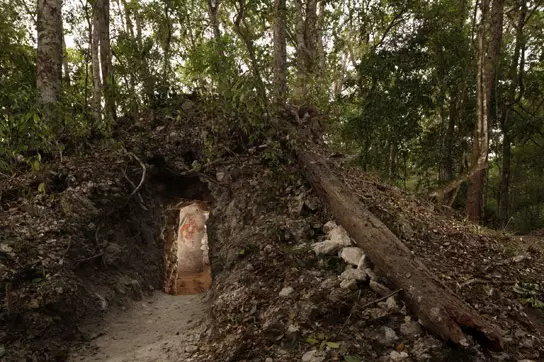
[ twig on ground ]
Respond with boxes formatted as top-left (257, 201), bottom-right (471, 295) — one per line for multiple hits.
top-left (358, 288), bottom-right (403, 309)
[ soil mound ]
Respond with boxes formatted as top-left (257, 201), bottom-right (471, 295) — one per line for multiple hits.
top-left (1, 101), bottom-right (543, 361)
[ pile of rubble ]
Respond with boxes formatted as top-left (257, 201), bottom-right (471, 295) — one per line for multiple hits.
top-left (313, 221), bottom-right (391, 296)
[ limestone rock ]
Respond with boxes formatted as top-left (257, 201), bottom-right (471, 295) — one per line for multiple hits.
top-left (323, 221), bottom-right (337, 233)
top-left (279, 286), bottom-right (294, 297)
top-left (389, 351), bottom-right (409, 361)
top-left (357, 254), bottom-right (371, 270)
top-left (312, 241), bottom-right (339, 256)
top-left (376, 326), bottom-right (398, 346)
top-left (339, 247), bottom-right (364, 266)
top-left (369, 280), bottom-right (392, 296)
top-left (340, 279), bottom-right (357, 290)
top-left (340, 266), bottom-right (367, 281)
top-left (328, 226), bottom-right (352, 247)
top-left (302, 349), bottom-right (326, 362)
top-left (379, 296), bottom-right (400, 313)
top-left (400, 320), bottom-right (423, 337)
top-left (320, 277), bottom-right (339, 290)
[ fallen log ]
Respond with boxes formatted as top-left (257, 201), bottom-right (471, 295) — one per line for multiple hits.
top-left (297, 148), bottom-right (503, 351)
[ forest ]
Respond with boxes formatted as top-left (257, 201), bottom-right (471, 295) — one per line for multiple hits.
top-left (1, 0), bottom-right (544, 361)
top-left (1, 0), bottom-right (542, 232)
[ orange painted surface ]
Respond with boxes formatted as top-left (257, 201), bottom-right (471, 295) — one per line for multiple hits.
top-left (174, 265), bottom-right (212, 295)
top-left (164, 203), bottom-right (211, 295)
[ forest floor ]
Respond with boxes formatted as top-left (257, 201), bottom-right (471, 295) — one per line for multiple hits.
top-left (69, 292), bottom-right (208, 362)
top-left (1, 98), bottom-right (544, 361)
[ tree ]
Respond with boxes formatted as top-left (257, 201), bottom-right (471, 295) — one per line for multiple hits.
top-left (272, 0), bottom-right (287, 105)
top-left (294, 0), bottom-right (318, 102)
top-left (91, 0), bottom-right (116, 121)
top-left (466, 0), bottom-right (504, 222)
top-left (36, 0), bottom-right (63, 123)
top-left (498, 0), bottom-right (527, 227)
top-left (232, 0), bottom-right (267, 104)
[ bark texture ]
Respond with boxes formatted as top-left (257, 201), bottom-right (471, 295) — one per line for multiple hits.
top-left (466, 0), bottom-right (504, 222)
top-left (91, 0), bottom-right (103, 118)
top-left (297, 148), bottom-right (503, 351)
top-left (272, 0), bottom-right (287, 104)
top-left (91, 0), bottom-right (116, 121)
top-left (498, 0), bottom-right (526, 227)
top-left (294, 0), bottom-right (318, 102)
top-left (37, 0), bottom-right (63, 122)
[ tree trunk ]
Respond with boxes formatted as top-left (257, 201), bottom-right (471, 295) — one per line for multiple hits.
top-left (294, 0), bottom-right (306, 101)
top-left (272, 0), bottom-right (287, 105)
top-left (498, 0), bottom-right (526, 227)
top-left (98, 0), bottom-right (116, 120)
top-left (294, 0), bottom-right (317, 102)
top-left (62, 33), bottom-right (70, 87)
top-left (91, 0), bottom-right (102, 119)
top-left (297, 148), bottom-right (503, 351)
top-left (466, 0), bottom-right (504, 222)
top-left (132, 1), bottom-right (154, 103)
top-left (161, 0), bottom-right (172, 97)
top-left (206, 0), bottom-right (227, 81)
top-left (36, 0), bottom-right (63, 124)
top-left (233, 0), bottom-right (267, 105)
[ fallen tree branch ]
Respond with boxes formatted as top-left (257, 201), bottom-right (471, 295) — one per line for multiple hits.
top-left (296, 148), bottom-right (503, 351)
top-left (429, 161), bottom-right (487, 202)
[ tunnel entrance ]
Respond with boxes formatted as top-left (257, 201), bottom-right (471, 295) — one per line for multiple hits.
top-left (148, 156), bottom-right (214, 295)
top-left (164, 202), bottom-right (212, 295)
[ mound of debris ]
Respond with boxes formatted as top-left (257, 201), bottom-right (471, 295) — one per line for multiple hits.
top-left (196, 140), bottom-right (544, 361)
top-left (1, 101), bottom-right (543, 361)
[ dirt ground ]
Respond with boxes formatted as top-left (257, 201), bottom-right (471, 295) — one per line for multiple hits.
top-left (69, 292), bottom-right (208, 362)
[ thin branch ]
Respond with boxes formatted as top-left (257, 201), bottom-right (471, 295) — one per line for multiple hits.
top-left (358, 288), bottom-right (403, 309)
top-left (126, 151), bottom-right (146, 201)
top-left (371, 8), bottom-right (407, 51)
top-left (524, 0), bottom-right (543, 26)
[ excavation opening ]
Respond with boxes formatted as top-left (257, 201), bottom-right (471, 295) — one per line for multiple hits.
top-left (164, 201), bottom-right (212, 295)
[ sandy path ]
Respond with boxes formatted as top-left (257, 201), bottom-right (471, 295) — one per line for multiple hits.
top-left (70, 292), bottom-right (208, 362)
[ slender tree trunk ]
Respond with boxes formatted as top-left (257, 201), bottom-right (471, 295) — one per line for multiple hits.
top-left (120, 0), bottom-right (138, 112)
top-left (131, 1), bottom-right (154, 103)
top-left (161, 0), bottom-right (173, 97)
top-left (206, 0), bottom-right (227, 81)
top-left (233, 0), bottom-right (266, 104)
top-left (36, 0), bottom-right (63, 124)
top-left (91, 0), bottom-right (102, 119)
top-left (272, 0), bottom-right (287, 105)
top-left (444, 88), bottom-right (458, 182)
top-left (98, 0), bottom-right (116, 120)
top-left (62, 34), bottom-right (70, 87)
top-left (294, 0), bottom-right (306, 101)
top-left (498, 0), bottom-right (526, 227)
top-left (466, 0), bottom-right (504, 222)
